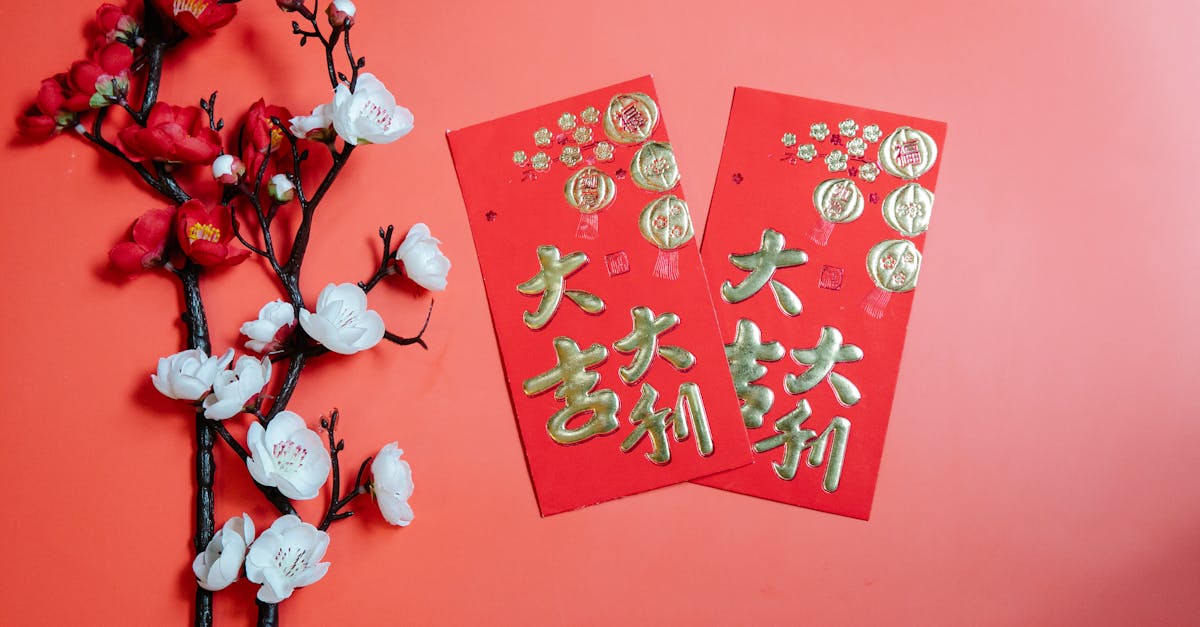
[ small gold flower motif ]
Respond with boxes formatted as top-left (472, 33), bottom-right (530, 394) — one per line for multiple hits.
top-left (810, 122), bottom-right (830, 141)
top-left (859, 162), bottom-right (879, 182)
top-left (513, 150), bottom-right (527, 166)
top-left (846, 137), bottom-right (867, 158)
top-left (839, 119), bottom-right (858, 137)
top-left (581, 106), bottom-right (600, 124)
top-left (572, 126), bottom-right (593, 144)
top-left (797, 143), bottom-right (817, 162)
top-left (863, 124), bottom-right (882, 143)
top-left (825, 150), bottom-right (847, 172)
top-left (559, 146), bottom-right (582, 167)
top-left (534, 127), bottom-right (552, 147)
top-left (594, 141), bottom-right (614, 162)
top-left (558, 112), bottom-right (577, 131)
top-left (782, 132), bottom-right (797, 147)
top-left (531, 151), bottom-right (550, 171)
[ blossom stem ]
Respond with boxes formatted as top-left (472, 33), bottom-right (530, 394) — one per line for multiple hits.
top-left (317, 410), bottom-right (372, 531)
top-left (356, 225), bottom-right (397, 293)
top-left (179, 263), bottom-right (215, 627)
top-left (267, 351), bottom-right (307, 420)
top-left (283, 142), bottom-right (354, 273)
top-left (136, 2), bottom-right (171, 121)
top-left (256, 600), bottom-right (278, 627)
top-left (78, 107), bottom-right (185, 204)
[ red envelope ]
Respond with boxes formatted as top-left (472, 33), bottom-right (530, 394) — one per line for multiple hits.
top-left (695, 87), bottom-right (947, 520)
top-left (449, 76), bottom-right (751, 516)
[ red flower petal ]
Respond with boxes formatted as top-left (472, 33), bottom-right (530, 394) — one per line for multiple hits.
top-left (97, 42), bottom-right (134, 75)
top-left (110, 241), bottom-right (151, 275)
top-left (132, 207), bottom-right (174, 249)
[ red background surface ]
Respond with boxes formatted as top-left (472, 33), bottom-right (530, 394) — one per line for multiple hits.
top-left (1, 0), bottom-right (1197, 624)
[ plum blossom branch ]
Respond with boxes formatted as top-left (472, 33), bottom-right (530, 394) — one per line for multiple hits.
top-left (317, 409), bottom-right (372, 531)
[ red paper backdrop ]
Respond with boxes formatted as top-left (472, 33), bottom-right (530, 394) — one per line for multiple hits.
top-left (1, 1), bottom-right (1197, 625)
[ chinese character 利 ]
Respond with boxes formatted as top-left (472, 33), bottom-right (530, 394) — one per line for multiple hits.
top-left (753, 398), bottom-right (850, 492)
top-left (517, 245), bottom-right (605, 330)
top-left (724, 318), bottom-right (785, 429)
top-left (523, 337), bottom-right (620, 445)
top-left (613, 306), bottom-right (696, 384)
top-left (785, 326), bottom-right (864, 407)
top-left (620, 382), bottom-right (714, 465)
top-left (719, 228), bottom-right (808, 316)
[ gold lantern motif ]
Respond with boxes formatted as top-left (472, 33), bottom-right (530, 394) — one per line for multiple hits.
top-left (563, 166), bottom-right (616, 215)
top-left (881, 183), bottom-right (934, 237)
top-left (630, 141), bottom-right (680, 192)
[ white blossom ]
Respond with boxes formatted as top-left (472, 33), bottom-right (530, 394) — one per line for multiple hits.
top-left (245, 411), bottom-right (331, 500)
top-left (240, 300), bottom-right (295, 353)
top-left (203, 356), bottom-right (271, 421)
top-left (331, 73), bottom-right (413, 145)
top-left (395, 223), bottom-right (450, 291)
top-left (193, 514), bottom-right (255, 592)
top-left (152, 348), bottom-right (234, 401)
top-left (245, 515), bottom-right (330, 603)
top-left (371, 443), bottom-right (414, 526)
top-left (298, 283), bottom-right (385, 355)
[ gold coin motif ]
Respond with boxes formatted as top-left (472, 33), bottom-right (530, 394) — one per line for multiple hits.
top-left (563, 167), bottom-right (616, 214)
top-left (638, 195), bottom-right (694, 251)
top-left (881, 182), bottom-right (934, 237)
top-left (866, 239), bottom-right (921, 293)
top-left (630, 141), bottom-right (680, 192)
top-left (878, 126), bottom-right (938, 180)
top-left (812, 178), bottom-right (864, 224)
top-left (603, 92), bottom-right (659, 145)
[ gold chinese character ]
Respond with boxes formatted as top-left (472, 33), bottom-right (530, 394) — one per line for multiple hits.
top-left (620, 383), bottom-right (713, 464)
top-left (523, 337), bottom-right (620, 445)
top-left (719, 228), bottom-right (808, 316)
top-left (785, 326), bottom-right (863, 406)
top-left (612, 307), bottom-right (695, 384)
top-left (517, 245), bottom-right (605, 330)
top-left (753, 399), bottom-right (850, 491)
top-left (724, 318), bottom-right (785, 428)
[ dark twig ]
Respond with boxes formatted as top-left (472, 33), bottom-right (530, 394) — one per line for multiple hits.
top-left (317, 409), bottom-right (372, 531)
top-left (358, 225), bottom-right (397, 293)
top-left (200, 91), bottom-right (224, 132)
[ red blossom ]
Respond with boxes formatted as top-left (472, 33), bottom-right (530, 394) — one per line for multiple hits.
top-left (17, 74), bottom-right (91, 140)
top-left (109, 206), bottom-right (175, 276)
top-left (175, 200), bottom-right (249, 267)
top-left (96, 2), bottom-right (141, 42)
top-left (152, 0), bottom-right (236, 37)
top-left (239, 99), bottom-right (293, 178)
top-left (68, 42), bottom-right (134, 103)
top-left (118, 102), bottom-right (222, 163)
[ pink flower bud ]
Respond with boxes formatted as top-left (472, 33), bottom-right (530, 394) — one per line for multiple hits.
top-left (268, 174), bottom-right (296, 203)
top-left (325, 0), bottom-right (356, 28)
top-left (211, 154), bottom-right (246, 185)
